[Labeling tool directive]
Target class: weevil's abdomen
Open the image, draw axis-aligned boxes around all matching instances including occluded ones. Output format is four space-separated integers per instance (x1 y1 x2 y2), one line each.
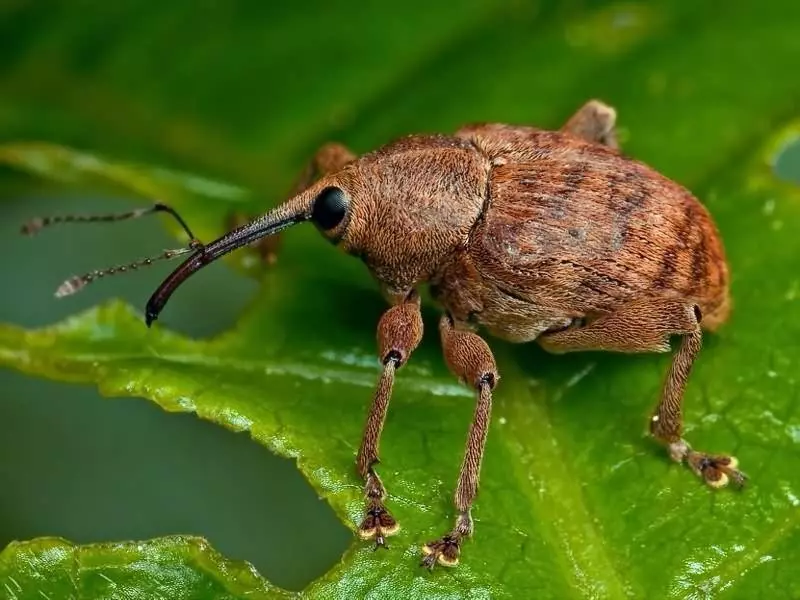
433 126 729 341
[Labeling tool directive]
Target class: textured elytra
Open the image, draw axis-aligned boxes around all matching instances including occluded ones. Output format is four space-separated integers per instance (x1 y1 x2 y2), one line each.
465 128 728 329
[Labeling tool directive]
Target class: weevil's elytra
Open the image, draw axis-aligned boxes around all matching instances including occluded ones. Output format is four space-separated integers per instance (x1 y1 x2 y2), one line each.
25 99 745 570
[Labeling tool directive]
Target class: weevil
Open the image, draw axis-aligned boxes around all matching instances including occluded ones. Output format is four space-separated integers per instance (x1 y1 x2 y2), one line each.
23 100 745 569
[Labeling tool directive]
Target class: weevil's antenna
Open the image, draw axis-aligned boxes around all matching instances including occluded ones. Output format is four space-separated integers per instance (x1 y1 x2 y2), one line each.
55 240 204 298
145 197 312 326
21 203 198 241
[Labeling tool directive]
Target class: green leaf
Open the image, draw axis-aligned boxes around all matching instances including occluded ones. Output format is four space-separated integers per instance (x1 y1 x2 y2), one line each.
0 537 291 600
2 2 800 599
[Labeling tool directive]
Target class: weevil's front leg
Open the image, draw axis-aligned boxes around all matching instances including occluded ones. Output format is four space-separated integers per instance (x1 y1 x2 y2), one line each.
229 143 358 263
561 99 619 149
421 315 498 569
356 292 423 548
539 299 746 488
290 142 357 195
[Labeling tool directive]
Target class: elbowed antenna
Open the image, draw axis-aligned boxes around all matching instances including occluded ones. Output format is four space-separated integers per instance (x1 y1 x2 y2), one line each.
22 203 199 240
23 201 205 299
144 197 312 326
55 243 201 298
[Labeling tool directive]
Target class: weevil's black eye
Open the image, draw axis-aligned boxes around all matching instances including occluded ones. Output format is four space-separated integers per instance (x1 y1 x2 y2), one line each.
311 187 349 230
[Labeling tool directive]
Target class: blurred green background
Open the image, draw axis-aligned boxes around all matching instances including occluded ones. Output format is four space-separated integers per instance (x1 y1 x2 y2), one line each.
1 1 799 598
0 118 351 591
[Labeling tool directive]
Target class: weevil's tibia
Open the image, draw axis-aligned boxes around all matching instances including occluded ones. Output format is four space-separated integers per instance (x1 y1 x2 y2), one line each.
356 293 423 548
358 365 400 549
421 315 498 569
21 202 199 242
538 299 746 488
650 321 747 488
55 240 203 298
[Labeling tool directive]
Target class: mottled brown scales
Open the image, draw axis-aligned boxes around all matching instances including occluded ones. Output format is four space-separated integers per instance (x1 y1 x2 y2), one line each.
448 127 730 342
27 99 745 571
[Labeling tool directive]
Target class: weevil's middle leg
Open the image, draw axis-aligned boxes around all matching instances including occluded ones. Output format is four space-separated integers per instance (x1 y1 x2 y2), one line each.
561 99 619 149
356 293 423 548
538 299 746 488
421 315 498 569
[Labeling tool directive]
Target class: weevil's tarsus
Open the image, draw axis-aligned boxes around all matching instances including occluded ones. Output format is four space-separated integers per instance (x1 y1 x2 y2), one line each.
685 448 746 488
358 493 399 550
55 241 202 298
666 437 747 489
355 294 423 548
421 316 497 569
21 202 199 241
421 511 473 569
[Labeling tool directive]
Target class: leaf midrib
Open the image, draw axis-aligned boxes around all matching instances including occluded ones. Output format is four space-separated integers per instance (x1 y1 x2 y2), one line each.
496 349 631 600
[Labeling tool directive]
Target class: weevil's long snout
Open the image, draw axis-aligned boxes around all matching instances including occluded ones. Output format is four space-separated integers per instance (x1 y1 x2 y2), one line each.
145 197 311 326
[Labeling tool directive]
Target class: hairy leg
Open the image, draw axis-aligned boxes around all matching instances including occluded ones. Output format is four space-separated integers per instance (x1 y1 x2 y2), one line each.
421 315 499 569
539 299 745 487
561 99 619 149
356 292 423 547
290 142 357 195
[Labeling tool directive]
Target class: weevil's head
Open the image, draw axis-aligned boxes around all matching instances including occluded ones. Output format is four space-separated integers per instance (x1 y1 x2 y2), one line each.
146 135 488 324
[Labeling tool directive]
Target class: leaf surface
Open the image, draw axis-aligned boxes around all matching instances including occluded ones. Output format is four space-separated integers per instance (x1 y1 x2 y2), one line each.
1 2 800 598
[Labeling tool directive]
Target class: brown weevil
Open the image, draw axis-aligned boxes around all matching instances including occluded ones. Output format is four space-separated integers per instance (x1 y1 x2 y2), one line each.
23 100 745 569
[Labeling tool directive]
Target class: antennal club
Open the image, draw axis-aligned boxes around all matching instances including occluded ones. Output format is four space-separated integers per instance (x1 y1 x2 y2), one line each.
55 241 204 298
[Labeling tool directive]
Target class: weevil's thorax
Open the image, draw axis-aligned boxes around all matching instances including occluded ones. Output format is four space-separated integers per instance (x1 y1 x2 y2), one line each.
337 135 489 298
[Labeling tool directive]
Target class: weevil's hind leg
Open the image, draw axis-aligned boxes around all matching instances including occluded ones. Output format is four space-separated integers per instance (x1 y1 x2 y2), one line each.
650 327 746 488
539 299 746 488
421 315 498 569
21 202 201 245
356 293 423 548
561 99 619 149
